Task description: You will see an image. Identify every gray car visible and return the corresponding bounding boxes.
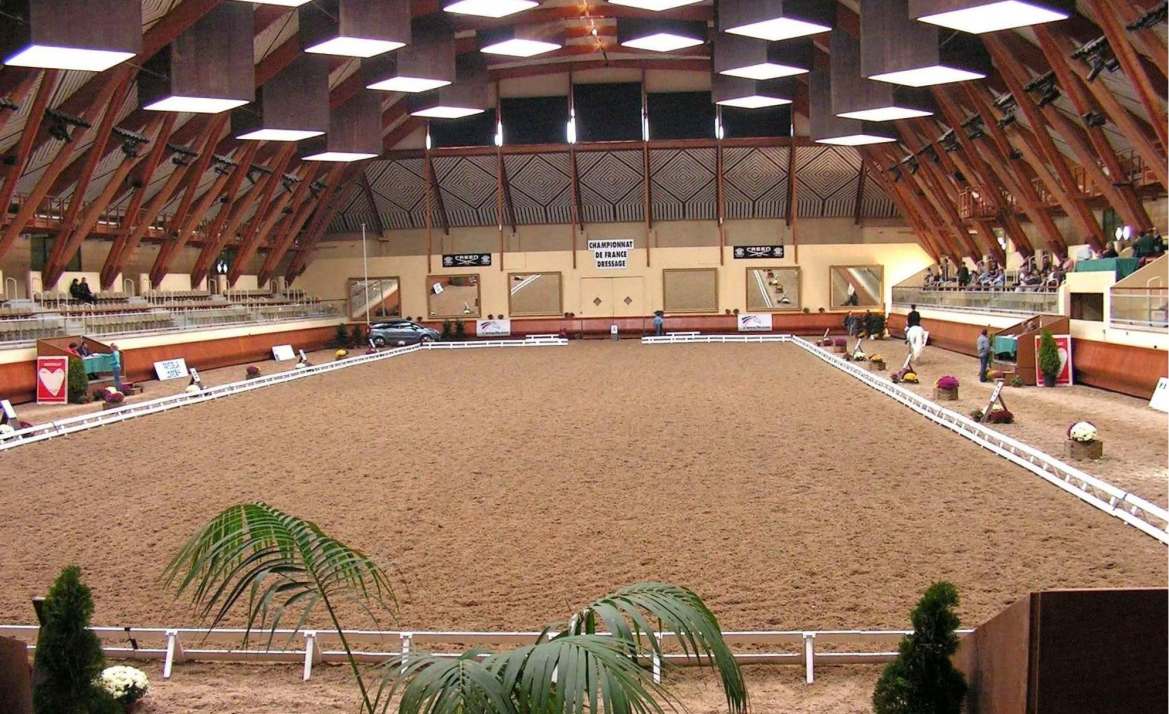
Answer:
[369,320,440,347]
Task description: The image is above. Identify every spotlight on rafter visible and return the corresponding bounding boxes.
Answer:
[1008,148,1023,160]
[909,1,1074,34]
[887,165,903,182]
[720,0,833,42]
[1,0,141,71]
[443,0,537,18]
[211,155,237,176]
[309,179,327,198]
[0,97,19,112]
[140,4,253,113]
[618,18,706,52]
[938,128,961,152]
[1072,37,1120,82]
[609,0,703,9]
[168,144,198,167]
[900,155,920,175]
[1126,2,1167,31]
[919,144,940,164]
[245,163,272,187]
[45,109,90,143]
[280,173,301,194]
[299,0,410,58]
[992,92,1017,128]
[1023,71,1060,107]
[862,0,990,87]
[113,126,149,158]
[1082,111,1106,128]
[962,114,985,140]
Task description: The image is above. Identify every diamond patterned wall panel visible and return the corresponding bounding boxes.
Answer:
[433,155,499,228]
[365,159,428,231]
[650,148,716,222]
[860,168,900,219]
[504,152,574,225]
[576,150,645,224]
[722,147,789,220]
[794,145,859,218]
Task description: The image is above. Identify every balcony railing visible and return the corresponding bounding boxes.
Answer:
[1110,287,1168,331]
[892,286,1061,316]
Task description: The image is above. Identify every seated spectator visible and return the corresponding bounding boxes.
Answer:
[68,279,80,301]
[990,268,1005,290]
[65,342,80,356]
[1134,230,1159,259]
[1101,242,1119,259]
[957,263,971,287]
[843,311,860,336]
[76,341,92,357]
[76,277,97,305]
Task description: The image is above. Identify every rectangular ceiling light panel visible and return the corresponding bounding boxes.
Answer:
[608,0,703,9]
[909,0,1073,33]
[364,18,455,92]
[140,3,253,114]
[618,18,706,52]
[715,33,811,80]
[830,29,933,121]
[232,54,330,141]
[719,0,833,41]
[443,0,537,17]
[810,64,897,146]
[300,0,410,58]
[1,0,141,71]
[479,24,563,57]
[861,0,990,87]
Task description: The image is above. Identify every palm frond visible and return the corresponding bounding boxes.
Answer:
[375,651,516,714]
[559,582,748,714]
[161,502,396,637]
[492,635,677,714]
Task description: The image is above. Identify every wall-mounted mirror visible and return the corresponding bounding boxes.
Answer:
[427,274,481,318]
[509,272,563,317]
[746,267,800,312]
[663,268,719,313]
[348,277,401,321]
[830,265,883,309]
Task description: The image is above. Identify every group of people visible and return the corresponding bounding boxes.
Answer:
[65,340,124,392]
[843,310,886,338]
[68,277,98,305]
[922,254,1067,293]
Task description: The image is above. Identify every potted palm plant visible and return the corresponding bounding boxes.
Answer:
[1037,330,1061,387]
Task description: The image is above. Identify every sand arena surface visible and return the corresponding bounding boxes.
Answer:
[1,342,1164,638]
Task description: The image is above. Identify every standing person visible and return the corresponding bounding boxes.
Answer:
[907,304,921,329]
[110,343,123,392]
[957,262,970,288]
[977,328,991,383]
[844,311,859,337]
[652,310,665,336]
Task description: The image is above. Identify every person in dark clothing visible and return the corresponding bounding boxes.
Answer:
[68,279,80,300]
[76,277,97,304]
[957,263,970,287]
[977,329,991,383]
[907,304,921,328]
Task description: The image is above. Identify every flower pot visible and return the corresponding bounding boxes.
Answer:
[834,345,847,354]
[934,386,958,401]
[870,360,885,371]
[101,400,125,411]
[1065,439,1103,461]
[1042,373,1058,387]
[245,373,261,380]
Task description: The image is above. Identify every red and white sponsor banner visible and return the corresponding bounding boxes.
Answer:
[36,356,69,404]
[1034,334,1073,386]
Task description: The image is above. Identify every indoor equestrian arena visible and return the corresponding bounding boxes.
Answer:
[0,1,1166,713]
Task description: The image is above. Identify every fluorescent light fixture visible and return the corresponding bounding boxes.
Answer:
[608,0,703,9]
[721,62,807,80]
[304,37,404,58]
[912,1,1071,34]
[868,65,986,87]
[410,106,486,119]
[622,33,704,52]
[725,17,830,41]
[303,151,378,162]
[145,97,250,114]
[566,118,577,144]
[717,95,791,109]
[367,77,451,93]
[481,38,560,57]
[4,46,134,72]
[815,134,897,146]
[837,107,932,121]
[234,0,312,5]
[443,0,537,17]
[237,129,324,141]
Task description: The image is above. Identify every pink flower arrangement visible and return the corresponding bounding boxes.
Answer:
[936,375,960,390]
[103,390,124,405]
[833,337,847,347]
[246,365,261,377]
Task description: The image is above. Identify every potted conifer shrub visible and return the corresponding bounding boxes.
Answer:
[1038,329,1061,387]
[67,357,89,404]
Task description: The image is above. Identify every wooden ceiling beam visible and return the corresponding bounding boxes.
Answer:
[358,169,386,236]
[0,69,58,226]
[1107,2,1168,76]
[259,164,344,287]
[1033,25,1168,190]
[231,162,320,286]
[0,69,124,262]
[870,144,962,263]
[859,148,943,263]
[284,165,356,282]
[893,123,981,260]
[1085,0,1169,152]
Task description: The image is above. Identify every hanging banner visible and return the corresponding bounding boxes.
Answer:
[733,245,785,259]
[476,319,511,337]
[153,358,189,381]
[588,239,634,270]
[737,313,773,332]
[442,253,492,268]
[1033,334,1073,386]
[36,356,69,405]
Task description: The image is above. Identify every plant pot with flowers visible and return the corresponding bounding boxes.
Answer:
[245,365,262,380]
[1065,420,1102,460]
[833,337,848,353]
[935,375,960,401]
[869,353,885,371]
[100,387,126,411]
[891,366,919,384]
[100,664,150,712]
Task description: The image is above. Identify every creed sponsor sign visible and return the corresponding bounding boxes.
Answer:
[733,245,785,259]
[443,253,492,268]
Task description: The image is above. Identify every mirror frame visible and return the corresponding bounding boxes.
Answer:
[426,273,482,318]
[507,271,565,317]
[662,268,720,314]
[346,275,402,322]
[829,264,884,309]
[744,266,802,312]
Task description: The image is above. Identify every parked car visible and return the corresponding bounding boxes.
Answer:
[369,320,440,347]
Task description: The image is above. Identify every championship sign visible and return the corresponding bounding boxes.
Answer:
[733,245,785,260]
[36,356,69,404]
[588,239,633,270]
[153,357,188,381]
[442,253,491,268]
[737,313,773,332]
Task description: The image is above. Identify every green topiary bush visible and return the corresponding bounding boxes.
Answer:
[454,320,466,339]
[67,357,89,404]
[441,319,452,339]
[334,323,350,349]
[872,581,968,714]
[33,566,119,714]
[1037,329,1061,384]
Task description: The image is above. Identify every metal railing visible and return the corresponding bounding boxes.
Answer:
[1110,287,1168,331]
[891,286,1061,316]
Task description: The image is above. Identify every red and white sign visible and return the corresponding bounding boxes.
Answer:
[36,356,69,404]
[1034,334,1073,386]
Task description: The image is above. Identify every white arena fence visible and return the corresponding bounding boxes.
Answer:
[0,624,971,685]
[0,337,566,452]
[641,333,1169,545]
